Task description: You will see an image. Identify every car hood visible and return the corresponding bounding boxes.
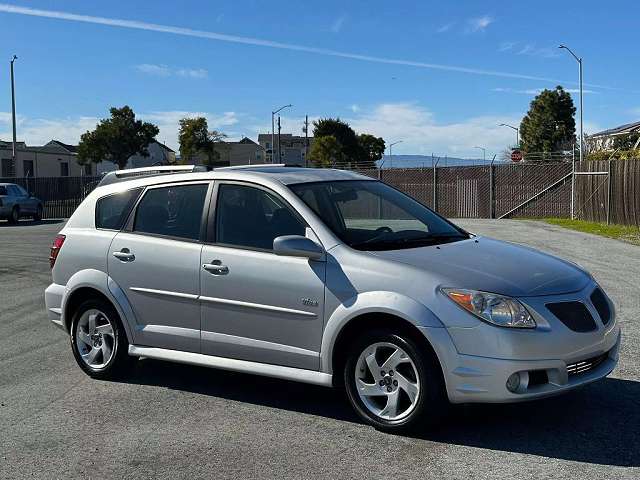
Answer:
[370,236,590,297]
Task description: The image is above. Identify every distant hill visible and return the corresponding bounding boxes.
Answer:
[378,154,506,168]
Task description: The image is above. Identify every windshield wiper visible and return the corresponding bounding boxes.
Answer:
[351,232,467,250]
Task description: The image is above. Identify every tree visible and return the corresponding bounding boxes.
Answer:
[77,106,159,170]
[358,134,385,168]
[612,131,640,151]
[313,118,362,164]
[519,86,576,155]
[178,117,227,170]
[312,118,385,168]
[308,135,342,167]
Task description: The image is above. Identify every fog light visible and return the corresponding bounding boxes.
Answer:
[506,373,521,393]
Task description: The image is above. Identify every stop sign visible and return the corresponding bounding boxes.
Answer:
[511,149,523,162]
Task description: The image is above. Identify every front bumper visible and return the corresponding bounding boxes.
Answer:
[420,281,621,404]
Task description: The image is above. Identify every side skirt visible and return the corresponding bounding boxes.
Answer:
[128,345,333,387]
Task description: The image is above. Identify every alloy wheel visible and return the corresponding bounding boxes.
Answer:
[75,309,116,369]
[354,342,420,421]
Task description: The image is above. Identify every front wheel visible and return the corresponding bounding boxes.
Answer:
[70,298,134,379]
[344,329,447,432]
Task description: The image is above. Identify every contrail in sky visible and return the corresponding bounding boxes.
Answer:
[0,3,618,90]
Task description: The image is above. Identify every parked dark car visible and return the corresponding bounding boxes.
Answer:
[0,183,43,223]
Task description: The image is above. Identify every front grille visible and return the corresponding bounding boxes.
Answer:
[590,287,611,325]
[566,352,609,377]
[546,301,597,332]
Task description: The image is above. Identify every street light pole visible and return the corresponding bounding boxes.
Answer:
[271,104,292,163]
[559,45,583,163]
[473,146,486,162]
[499,123,519,147]
[388,140,403,169]
[10,55,18,169]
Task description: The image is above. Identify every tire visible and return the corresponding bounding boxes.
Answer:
[70,298,135,380]
[8,206,19,224]
[33,205,43,222]
[343,328,447,432]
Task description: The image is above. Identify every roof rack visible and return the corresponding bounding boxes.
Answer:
[97,165,206,187]
[215,163,286,170]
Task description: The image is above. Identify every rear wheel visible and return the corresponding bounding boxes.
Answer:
[8,206,19,224]
[33,205,42,221]
[70,298,134,379]
[343,329,447,432]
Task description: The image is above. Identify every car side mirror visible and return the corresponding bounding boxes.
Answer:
[273,235,324,261]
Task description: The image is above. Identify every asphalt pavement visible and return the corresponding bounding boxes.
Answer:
[1,218,639,479]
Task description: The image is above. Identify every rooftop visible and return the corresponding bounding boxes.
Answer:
[591,121,640,138]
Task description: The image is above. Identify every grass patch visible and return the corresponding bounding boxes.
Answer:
[543,218,640,246]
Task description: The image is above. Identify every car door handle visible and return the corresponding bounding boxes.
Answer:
[113,249,135,262]
[202,261,229,275]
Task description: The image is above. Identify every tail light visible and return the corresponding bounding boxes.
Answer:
[49,234,66,269]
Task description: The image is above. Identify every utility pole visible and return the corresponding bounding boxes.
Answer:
[389,140,403,169]
[277,116,282,163]
[303,115,309,167]
[10,55,18,170]
[271,104,292,163]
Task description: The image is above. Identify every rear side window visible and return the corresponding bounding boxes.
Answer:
[95,188,142,230]
[133,184,209,241]
[0,186,7,195]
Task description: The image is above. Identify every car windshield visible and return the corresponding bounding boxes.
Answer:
[290,180,469,251]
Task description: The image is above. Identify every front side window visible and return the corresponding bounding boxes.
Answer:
[134,184,208,240]
[96,188,142,230]
[14,184,28,196]
[290,180,468,251]
[215,184,305,250]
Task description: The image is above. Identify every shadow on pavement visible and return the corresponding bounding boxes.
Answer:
[120,359,638,467]
[0,219,64,227]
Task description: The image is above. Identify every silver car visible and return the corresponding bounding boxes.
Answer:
[45,165,620,431]
[0,182,43,223]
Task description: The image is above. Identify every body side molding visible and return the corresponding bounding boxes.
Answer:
[128,345,332,386]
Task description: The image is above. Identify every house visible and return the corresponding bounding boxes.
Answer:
[588,121,640,151]
[96,141,177,174]
[190,137,266,167]
[257,133,313,165]
[0,139,88,178]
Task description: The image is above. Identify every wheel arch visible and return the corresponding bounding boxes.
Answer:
[321,291,446,388]
[61,269,136,344]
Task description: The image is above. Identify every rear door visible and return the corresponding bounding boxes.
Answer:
[108,181,212,353]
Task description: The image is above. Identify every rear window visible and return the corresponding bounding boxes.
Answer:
[95,188,142,230]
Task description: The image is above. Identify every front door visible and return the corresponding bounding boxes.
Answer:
[200,182,326,370]
[108,181,211,353]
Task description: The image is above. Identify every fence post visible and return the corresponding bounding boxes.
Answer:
[489,155,496,219]
[570,145,576,220]
[432,158,439,211]
[607,159,612,225]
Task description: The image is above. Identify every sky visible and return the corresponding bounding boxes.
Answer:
[0,0,638,159]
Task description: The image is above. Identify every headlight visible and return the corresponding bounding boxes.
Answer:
[442,288,536,329]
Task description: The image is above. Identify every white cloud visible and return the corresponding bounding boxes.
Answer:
[467,15,493,33]
[135,63,208,79]
[517,44,560,59]
[492,87,596,95]
[346,103,518,157]
[499,42,516,52]
[0,110,238,151]
[330,14,347,33]
[436,22,455,33]
[349,104,360,113]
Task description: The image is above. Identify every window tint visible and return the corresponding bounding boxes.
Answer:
[134,184,208,240]
[96,188,142,230]
[216,184,305,250]
[0,186,7,195]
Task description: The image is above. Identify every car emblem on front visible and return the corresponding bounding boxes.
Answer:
[302,298,318,307]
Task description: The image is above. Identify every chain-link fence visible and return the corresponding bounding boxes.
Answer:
[332,159,639,227]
